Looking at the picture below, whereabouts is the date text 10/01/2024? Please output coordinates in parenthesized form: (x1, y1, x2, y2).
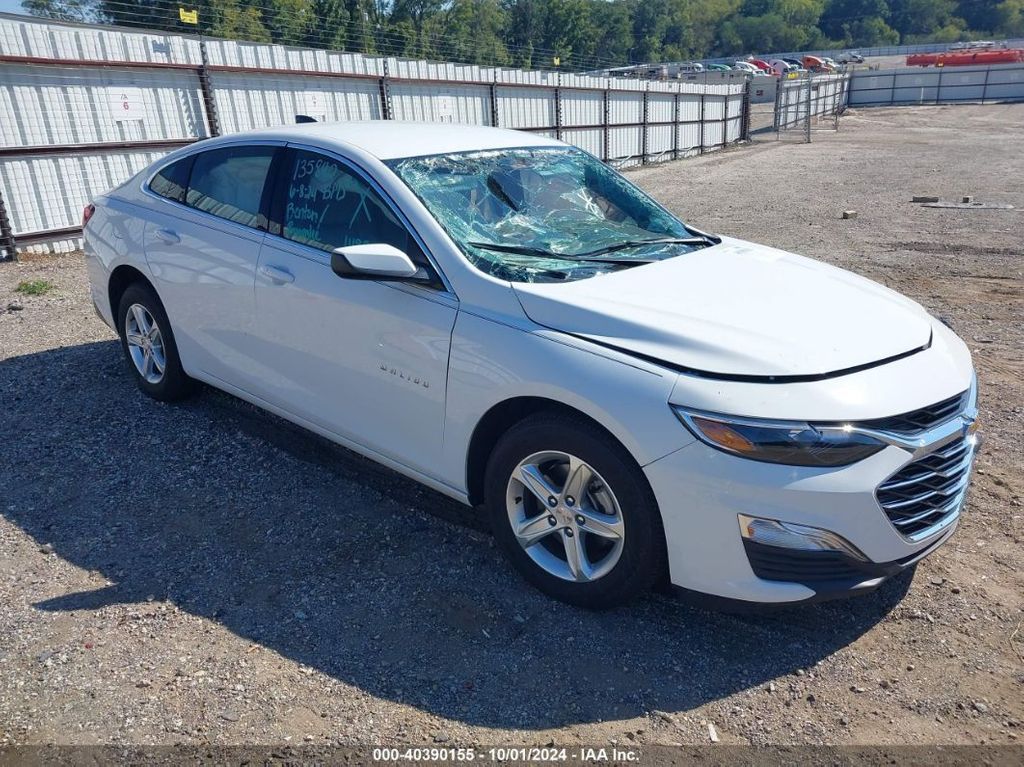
(371, 747, 640, 762)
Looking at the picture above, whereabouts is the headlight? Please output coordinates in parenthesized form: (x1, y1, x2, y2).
(672, 407, 886, 467)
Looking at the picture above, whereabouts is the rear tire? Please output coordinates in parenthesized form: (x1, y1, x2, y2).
(484, 412, 667, 609)
(117, 282, 195, 402)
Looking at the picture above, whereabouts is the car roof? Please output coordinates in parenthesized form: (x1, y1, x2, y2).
(223, 121, 565, 160)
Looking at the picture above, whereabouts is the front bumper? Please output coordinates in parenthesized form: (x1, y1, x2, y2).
(644, 431, 977, 604)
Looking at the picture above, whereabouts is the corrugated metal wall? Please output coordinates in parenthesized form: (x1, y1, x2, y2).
(848, 63, 1024, 106)
(0, 13, 748, 258)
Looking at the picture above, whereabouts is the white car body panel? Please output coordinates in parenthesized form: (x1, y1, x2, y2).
(83, 122, 978, 605)
(513, 235, 933, 378)
(253, 236, 458, 477)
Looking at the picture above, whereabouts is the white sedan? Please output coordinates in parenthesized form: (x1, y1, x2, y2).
(83, 122, 979, 608)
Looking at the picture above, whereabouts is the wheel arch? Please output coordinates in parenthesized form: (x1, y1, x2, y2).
(465, 396, 639, 507)
(108, 264, 156, 325)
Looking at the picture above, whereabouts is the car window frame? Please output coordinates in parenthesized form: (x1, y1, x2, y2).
(267, 143, 453, 296)
(182, 144, 281, 231)
(148, 154, 195, 204)
(142, 140, 286, 237)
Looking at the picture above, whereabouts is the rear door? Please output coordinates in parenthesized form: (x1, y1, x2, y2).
(143, 142, 281, 388)
(251, 145, 458, 476)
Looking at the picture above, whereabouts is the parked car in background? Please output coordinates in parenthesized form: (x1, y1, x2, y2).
(802, 55, 833, 72)
(748, 58, 774, 74)
(782, 57, 808, 72)
(706, 63, 732, 72)
(837, 50, 865, 64)
(731, 61, 764, 75)
(673, 62, 705, 75)
(83, 122, 979, 609)
(769, 59, 799, 77)
(822, 56, 840, 70)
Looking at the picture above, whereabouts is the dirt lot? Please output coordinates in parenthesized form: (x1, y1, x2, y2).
(0, 105, 1022, 749)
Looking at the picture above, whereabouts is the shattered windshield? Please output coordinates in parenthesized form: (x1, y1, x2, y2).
(386, 147, 713, 283)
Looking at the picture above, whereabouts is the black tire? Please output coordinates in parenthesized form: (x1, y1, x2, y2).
(484, 412, 667, 609)
(116, 281, 195, 402)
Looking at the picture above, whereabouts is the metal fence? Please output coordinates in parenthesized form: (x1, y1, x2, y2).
(848, 62, 1024, 106)
(0, 12, 747, 260)
(773, 72, 850, 140)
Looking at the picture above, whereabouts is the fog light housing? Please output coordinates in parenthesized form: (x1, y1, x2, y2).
(738, 514, 866, 560)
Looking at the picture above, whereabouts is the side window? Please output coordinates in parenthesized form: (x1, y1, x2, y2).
(149, 155, 193, 203)
(185, 146, 276, 228)
(277, 149, 413, 256)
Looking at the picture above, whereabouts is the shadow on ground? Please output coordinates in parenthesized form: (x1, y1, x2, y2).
(0, 341, 912, 729)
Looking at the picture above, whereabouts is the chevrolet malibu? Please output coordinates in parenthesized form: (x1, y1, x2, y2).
(84, 122, 979, 608)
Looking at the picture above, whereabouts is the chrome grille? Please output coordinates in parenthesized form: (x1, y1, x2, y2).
(857, 390, 968, 434)
(876, 436, 975, 539)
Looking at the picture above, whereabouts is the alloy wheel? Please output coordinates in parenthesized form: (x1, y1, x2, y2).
(124, 303, 166, 384)
(505, 450, 625, 582)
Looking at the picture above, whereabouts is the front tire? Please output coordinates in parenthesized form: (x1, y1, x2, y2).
(117, 282, 194, 401)
(484, 412, 667, 609)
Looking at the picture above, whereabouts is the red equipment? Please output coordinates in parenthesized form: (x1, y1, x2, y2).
(907, 49, 1024, 67)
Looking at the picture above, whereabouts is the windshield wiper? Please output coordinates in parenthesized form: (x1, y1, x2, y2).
(468, 241, 656, 266)
(579, 235, 719, 258)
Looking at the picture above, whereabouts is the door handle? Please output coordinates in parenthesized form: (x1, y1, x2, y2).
(258, 264, 295, 285)
(154, 228, 180, 245)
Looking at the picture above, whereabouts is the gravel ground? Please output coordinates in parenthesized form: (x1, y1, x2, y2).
(0, 104, 1022, 749)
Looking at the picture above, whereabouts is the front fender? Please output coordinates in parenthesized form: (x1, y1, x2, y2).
(441, 311, 694, 495)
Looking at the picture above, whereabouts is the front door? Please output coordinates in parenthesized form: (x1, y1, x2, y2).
(251, 147, 457, 477)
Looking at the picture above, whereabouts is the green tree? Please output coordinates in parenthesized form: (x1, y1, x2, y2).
(889, 0, 960, 42)
(995, 0, 1024, 34)
(304, 0, 350, 49)
(22, 0, 91, 22)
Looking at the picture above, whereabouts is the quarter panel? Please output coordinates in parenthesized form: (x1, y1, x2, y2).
(442, 311, 692, 493)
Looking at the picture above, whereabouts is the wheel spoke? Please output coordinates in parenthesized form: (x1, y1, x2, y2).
(151, 349, 166, 373)
(518, 463, 559, 505)
(125, 331, 146, 347)
(130, 304, 150, 336)
(575, 507, 623, 540)
(563, 456, 593, 502)
(515, 515, 557, 547)
(141, 349, 154, 379)
(561, 530, 591, 582)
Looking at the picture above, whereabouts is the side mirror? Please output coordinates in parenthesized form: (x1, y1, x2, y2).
(330, 243, 423, 281)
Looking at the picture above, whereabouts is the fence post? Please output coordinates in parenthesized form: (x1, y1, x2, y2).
(740, 78, 751, 141)
(602, 88, 610, 162)
(699, 92, 706, 153)
(641, 87, 649, 165)
(489, 75, 500, 127)
(981, 66, 990, 105)
(935, 64, 943, 106)
(554, 78, 563, 141)
(804, 74, 812, 143)
(0, 187, 16, 262)
(379, 59, 393, 120)
(197, 37, 220, 137)
(673, 89, 680, 160)
(772, 77, 783, 135)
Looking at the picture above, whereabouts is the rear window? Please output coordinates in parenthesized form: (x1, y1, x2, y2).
(185, 146, 276, 228)
(149, 156, 193, 203)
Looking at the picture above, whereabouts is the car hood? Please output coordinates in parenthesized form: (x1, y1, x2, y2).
(512, 236, 934, 379)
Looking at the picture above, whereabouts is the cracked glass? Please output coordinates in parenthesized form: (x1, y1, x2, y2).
(387, 147, 706, 283)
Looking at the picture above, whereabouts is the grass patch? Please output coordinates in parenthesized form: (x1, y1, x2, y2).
(14, 279, 54, 296)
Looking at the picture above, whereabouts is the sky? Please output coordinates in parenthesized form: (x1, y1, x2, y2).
(0, 0, 24, 14)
